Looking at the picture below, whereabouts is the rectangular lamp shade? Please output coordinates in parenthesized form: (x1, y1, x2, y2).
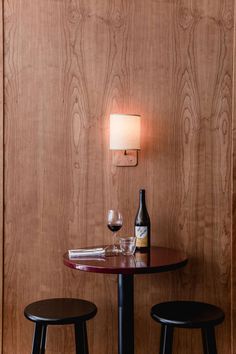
(110, 114, 141, 150)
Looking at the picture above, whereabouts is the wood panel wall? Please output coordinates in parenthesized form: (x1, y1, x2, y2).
(0, 1, 3, 352)
(2, 0, 235, 353)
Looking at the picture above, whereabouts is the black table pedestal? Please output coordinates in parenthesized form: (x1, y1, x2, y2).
(118, 274, 134, 354)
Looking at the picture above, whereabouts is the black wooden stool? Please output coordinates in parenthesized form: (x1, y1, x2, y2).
(24, 298, 97, 354)
(151, 301, 225, 354)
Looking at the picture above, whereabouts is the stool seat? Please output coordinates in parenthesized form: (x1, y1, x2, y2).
(151, 301, 225, 354)
(151, 301, 225, 328)
(24, 298, 97, 325)
(24, 298, 97, 354)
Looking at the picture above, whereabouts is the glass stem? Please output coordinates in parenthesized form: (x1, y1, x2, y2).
(113, 232, 117, 248)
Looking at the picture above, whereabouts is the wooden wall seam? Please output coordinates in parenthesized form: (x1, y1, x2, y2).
(232, 1, 236, 353)
(0, 0, 3, 353)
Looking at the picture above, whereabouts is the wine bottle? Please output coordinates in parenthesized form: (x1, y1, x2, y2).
(134, 189, 151, 251)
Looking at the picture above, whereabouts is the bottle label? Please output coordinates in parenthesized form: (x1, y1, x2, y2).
(135, 226, 148, 247)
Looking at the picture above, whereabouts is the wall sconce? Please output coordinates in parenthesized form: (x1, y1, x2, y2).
(110, 114, 141, 166)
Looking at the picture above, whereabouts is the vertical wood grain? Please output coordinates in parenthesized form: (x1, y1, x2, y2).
(3, 0, 235, 353)
(0, 0, 3, 353)
(170, 1, 233, 353)
(232, 1, 236, 352)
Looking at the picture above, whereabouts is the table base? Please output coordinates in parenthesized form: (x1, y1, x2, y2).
(118, 274, 134, 354)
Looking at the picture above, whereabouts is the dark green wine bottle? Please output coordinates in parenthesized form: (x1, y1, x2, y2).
(134, 189, 151, 251)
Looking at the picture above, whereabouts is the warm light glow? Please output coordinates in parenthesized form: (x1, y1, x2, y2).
(110, 114, 141, 150)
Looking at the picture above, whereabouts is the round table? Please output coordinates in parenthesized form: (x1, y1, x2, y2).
(63, 246, 188, 354)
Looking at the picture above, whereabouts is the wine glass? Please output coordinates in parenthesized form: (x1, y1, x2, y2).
(106, 210, 123, 254)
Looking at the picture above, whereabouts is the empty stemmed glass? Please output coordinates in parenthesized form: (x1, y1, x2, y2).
(106, 210, 123, 254)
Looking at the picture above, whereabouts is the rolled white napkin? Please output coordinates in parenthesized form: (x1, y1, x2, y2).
(68, 247, 106, 259)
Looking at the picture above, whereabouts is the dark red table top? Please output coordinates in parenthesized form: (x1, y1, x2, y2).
(63, 246, 188, 275)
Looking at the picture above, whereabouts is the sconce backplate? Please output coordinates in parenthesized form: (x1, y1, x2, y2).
(112, 150, 138, 167)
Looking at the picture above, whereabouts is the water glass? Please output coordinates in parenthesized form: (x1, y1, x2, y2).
(119, 237, 136, 255)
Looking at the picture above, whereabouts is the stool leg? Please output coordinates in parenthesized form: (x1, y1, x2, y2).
(32, 323, 43, 354)
(159, 325, 174, 354)
(40, 325, 47, 354)
(74, 322, 89, 354)
(201, 326, 217, 354)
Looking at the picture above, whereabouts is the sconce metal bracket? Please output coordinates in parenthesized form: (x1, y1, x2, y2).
(112, 150, 138, 167)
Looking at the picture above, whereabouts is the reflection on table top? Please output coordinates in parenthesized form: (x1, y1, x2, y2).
(63, 246, 188, 275)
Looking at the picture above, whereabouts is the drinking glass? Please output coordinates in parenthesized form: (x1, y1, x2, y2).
(119, 237, 136, 255)
(106, 210, 123, 254)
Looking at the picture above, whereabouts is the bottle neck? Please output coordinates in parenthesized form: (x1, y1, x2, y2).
(139, 190, 146, 208)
